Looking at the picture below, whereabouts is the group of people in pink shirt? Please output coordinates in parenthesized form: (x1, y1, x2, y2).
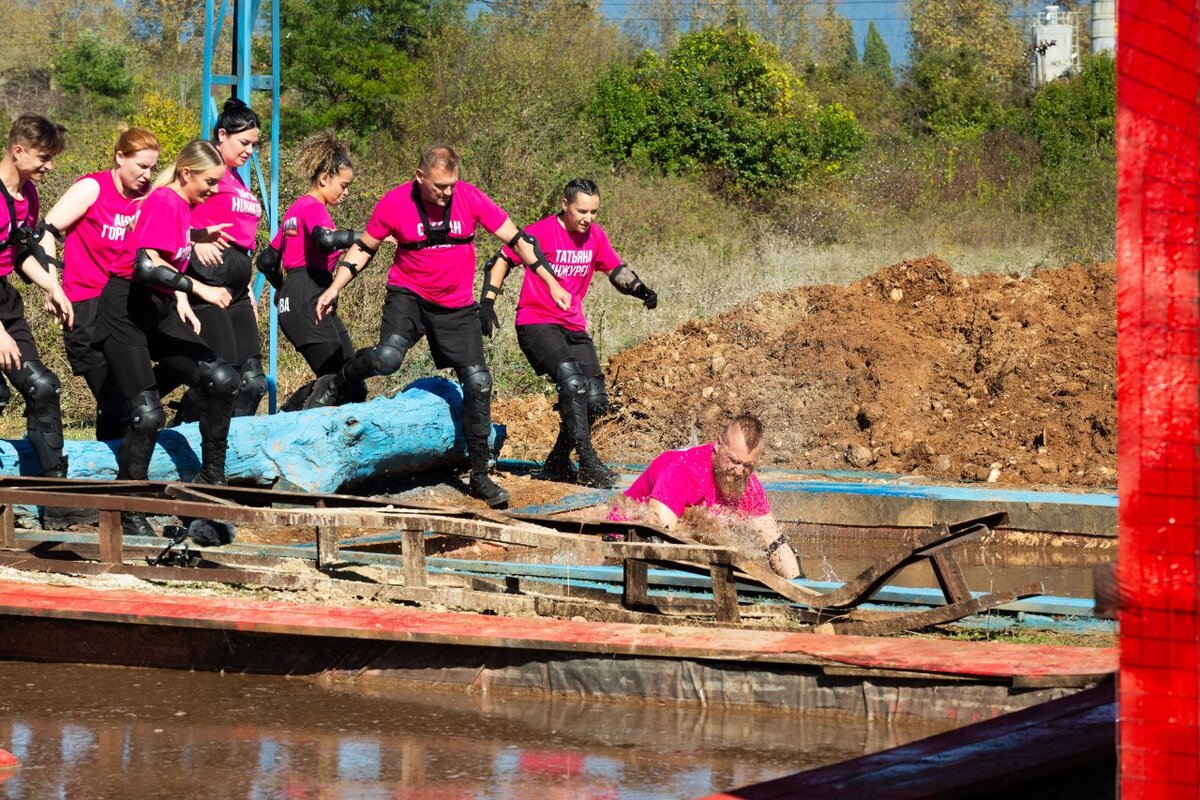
(0, 108, 800, 578)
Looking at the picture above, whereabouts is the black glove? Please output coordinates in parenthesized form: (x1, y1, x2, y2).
(480, 297, 499, 337)
(634, 283, 658, 310)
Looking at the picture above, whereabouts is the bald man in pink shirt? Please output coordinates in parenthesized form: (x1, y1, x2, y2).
(615, 415, 801, 579)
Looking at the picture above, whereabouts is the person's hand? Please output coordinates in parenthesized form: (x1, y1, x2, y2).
(480, 297, 499, 337)
(0, 329, 22, 372)
(193, 241, 224, 267)
(635, 283, 658, 310)
(194, 282, 232, 309)
(176, 294, 202, 334)
(550, 284, 571, 311)
(315, 287, 339, 322)
(193, 223, 233, 245)
(45, 286, 73, 330)
(248, 284, 259, 321)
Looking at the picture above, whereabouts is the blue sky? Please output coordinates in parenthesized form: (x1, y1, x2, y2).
(469, 1, 913, 67)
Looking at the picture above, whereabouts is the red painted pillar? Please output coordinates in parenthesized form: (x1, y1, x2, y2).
(1117, 1, 1200, 797)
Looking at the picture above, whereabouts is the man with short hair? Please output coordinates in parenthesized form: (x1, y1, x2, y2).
(0, 113, 74, 478)
(309, 145, 570, 508)
(615, 415, 801, 579)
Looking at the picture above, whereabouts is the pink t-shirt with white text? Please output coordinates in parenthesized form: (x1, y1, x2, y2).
(113, 186, 191, 279)
(189, 168, 261, 249)
(62, 171, 142, 301)
(271, 195, 338, 272)
(0, 180, 38, 279)
(501, 214, 621, 332)
(621, 442, 771, 520)
(365, 180, 507, 309)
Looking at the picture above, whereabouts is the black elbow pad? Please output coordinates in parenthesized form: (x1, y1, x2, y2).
(133, 249, 193, 293)
(256, 245, 283, 290)
(313, 226, 360, 252)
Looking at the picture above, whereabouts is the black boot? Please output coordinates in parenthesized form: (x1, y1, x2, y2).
(458, 365, 508, 508)
(539, 425, 577, 483)
(196, 390, 234, 487)
(468, 449, 509, 508)
(555, 360, 616, 489)
(576, 442, 617, 489)
(38, 457, 95, 531)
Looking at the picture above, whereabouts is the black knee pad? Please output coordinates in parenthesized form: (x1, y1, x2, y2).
(457, 364, 493, 402)
(0, 379, 9, 413)
(554, 360, 588, 400)
(586, 377, 608, 418)
(129, 389, 166, 434)
(11, 361, 61, 411)
(239, 356, 268, 402)
(368, 334, 410, 376)
(196, 359, 240, 399)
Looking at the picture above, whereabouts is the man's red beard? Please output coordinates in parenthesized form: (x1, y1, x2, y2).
(715, 466, 751, 502)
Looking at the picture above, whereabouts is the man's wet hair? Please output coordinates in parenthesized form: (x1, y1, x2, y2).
(727, 414, 764, 450)
(419, 144, 460, 173)
(7, 114, 67, 156)
(563, 178, 599, 203)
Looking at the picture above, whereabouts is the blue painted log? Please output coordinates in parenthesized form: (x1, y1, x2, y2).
(0, 377, 506, 494)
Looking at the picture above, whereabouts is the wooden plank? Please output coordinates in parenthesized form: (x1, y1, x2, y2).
(832, 583, 1044, 636)
(709, 562, 741, 624)
(0, 504, 13, 549)
(402, 528, 427, 588)
(931, 551, 972, 604)
(315, 526, 339, 568)
(97, 510, 123, 565)
(0, 580, 1118, 680)
(164, 484, 240, 506)
(623, 558, 648, 606)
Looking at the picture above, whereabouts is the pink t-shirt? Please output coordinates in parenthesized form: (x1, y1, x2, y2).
(365, 180, 508, 309)
(501, 215, 621, 332)
(61, 171, 142, 301)
(270, 194, 338, 272)
(113, 186, 192, 279)
(0, 180, 38, 279)
(621, 442, 771, 520)
(189, 168, 261, 249)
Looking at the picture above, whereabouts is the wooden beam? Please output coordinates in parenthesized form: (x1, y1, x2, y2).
(97, 510, 123, 565)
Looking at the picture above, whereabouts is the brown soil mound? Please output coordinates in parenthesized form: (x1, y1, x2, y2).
(496, 257, 1116, 488)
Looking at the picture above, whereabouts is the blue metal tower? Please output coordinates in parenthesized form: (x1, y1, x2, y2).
(199, 0, 281, 412)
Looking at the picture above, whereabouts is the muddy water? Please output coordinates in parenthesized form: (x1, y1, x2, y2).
(0, 661, 952, 800)
(787, 527, 1109, 599)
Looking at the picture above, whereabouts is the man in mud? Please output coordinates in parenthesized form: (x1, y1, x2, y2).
(613, 414, 802, 579)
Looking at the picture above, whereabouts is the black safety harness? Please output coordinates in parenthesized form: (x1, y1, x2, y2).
(397, 181, 475, 251)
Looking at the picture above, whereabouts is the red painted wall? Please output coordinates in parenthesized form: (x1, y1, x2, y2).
(1117, 1, 1200, 797)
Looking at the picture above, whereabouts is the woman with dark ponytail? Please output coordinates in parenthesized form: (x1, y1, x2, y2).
(256, 132, 366, 409)
(170, 97, 265, 420)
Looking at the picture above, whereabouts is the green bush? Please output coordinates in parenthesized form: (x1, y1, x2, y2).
(52, 32, 134, 103)
(589, 25, 866, 195)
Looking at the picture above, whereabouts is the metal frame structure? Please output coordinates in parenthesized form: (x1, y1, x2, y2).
(200, 0, 282, 411)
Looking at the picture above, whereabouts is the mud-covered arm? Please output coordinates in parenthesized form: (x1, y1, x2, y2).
(608, 265, 657, 309)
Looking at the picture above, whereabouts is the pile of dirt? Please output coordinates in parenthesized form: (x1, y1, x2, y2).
(497, 256, 1116, 488)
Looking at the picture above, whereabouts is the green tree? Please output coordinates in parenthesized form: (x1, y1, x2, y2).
(589, 25, 865, 194)
(908, 0, 1025, 88)
(862, 21, 893, 84)
(52, 32, 134, 101)
(813, 1, 856, 78)
(276, 0, 459, 136)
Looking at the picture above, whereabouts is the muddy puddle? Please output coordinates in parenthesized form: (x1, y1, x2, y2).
(789, 528, 1109, 599)
(0, 661, 952, 799)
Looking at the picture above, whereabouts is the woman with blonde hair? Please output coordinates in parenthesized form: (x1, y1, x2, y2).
(93, 139, 239, 536)
(39, 126, 160, 440)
